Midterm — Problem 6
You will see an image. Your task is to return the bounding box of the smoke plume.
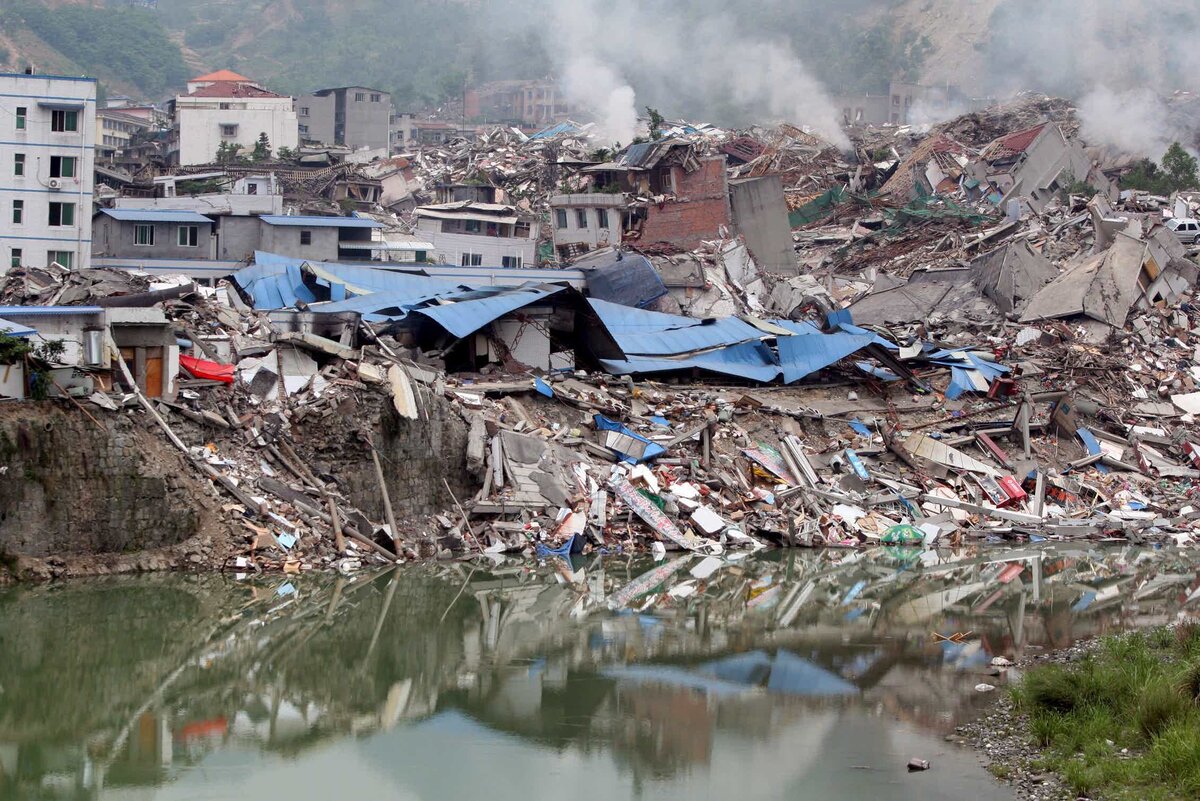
[541,0,851,149]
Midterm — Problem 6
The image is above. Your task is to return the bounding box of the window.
[299,107,310,116]
[246,183,258,195]
[47,250,73,269]
[12,200,23,224]
[596,208,609,228]
[134,224,155,246]
[49,156,76,179]
[50,110,78,132]
[502,256,522,268]
[10,248,21,269]
[300,230,312,246]
[514,221,531,238]
[219,103,232,110]
[298,124,309,134]
[14,153,25,177]
[575,209,588,228]
[370,93,382,102]
[15,107,26,130]
[554,209,568,229]
[460,253,482,266]
[463,220,481,233]
[178,226,199,247]
[354,92,366,102]
[892,95,901,106]
[220,124,238,137]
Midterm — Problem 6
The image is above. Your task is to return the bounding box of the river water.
[2,544,1197,801]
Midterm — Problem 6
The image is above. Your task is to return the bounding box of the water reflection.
[1,544,1197,800]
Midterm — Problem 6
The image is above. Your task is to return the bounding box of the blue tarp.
[777,331,876,384]
[582,252,667,309]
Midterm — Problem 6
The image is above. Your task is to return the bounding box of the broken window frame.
[46,250,72,269]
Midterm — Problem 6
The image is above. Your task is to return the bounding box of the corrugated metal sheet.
[588,298,762,356]
[0,317,37,337]
[0,306,103,317]
[98,208,214,224]
[777,332,875,384]
[600,341,782,382]
[258,215,383,228]
[411,285,565,338]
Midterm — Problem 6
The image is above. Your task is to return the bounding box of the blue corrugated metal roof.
[98,208,214,224]
[0,317,37,337]
[600,341,782,382]
[588,298,763,356]
[582,253,667,309]
[411,285,565,337]
[258,215,383,228]
[0,306,103,316]
[777,332,875,384]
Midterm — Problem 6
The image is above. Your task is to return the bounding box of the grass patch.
[1014,628,1200,800]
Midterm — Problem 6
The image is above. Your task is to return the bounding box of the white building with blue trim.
[0,71,96,273]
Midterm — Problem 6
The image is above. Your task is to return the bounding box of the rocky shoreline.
[956,628,1174,801]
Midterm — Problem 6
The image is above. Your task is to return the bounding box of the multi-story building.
[464,79,584,128]
[96,109,152,157]
[414,201,539,268]
[296,87,392,152]
[0,71,97,272]
[167,70,298,166]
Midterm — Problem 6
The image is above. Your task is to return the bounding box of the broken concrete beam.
[920,493,1043,524]
[275,331,358,360]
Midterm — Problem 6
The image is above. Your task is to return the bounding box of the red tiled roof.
[192,69,252,83]
[186,81,285,99]
[985,123,1048,160]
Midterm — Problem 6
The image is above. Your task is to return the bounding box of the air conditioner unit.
[47,179,61,190]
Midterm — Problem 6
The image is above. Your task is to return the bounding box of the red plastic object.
[180,354,235,384]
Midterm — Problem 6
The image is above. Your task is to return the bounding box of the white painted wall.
[173,97,298,166]
[415,219,538,266]
[0,73,97,272]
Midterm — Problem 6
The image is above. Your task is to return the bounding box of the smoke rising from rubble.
[540,0,851,149]
[983,0,1200,158]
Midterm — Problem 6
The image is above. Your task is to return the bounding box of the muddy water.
[2,544,1197,801]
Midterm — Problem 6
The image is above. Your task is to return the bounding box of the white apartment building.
[168,70,298,166]
[0,71,97,272]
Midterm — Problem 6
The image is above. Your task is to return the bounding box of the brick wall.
[638,157,732,251]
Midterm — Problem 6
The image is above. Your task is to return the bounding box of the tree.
[214,141,243,165]
[1162,143,1198,191]
[1121,143,1199,194]
[252,132,272,162]
[645,107,665,141]
[276,146,296,161]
